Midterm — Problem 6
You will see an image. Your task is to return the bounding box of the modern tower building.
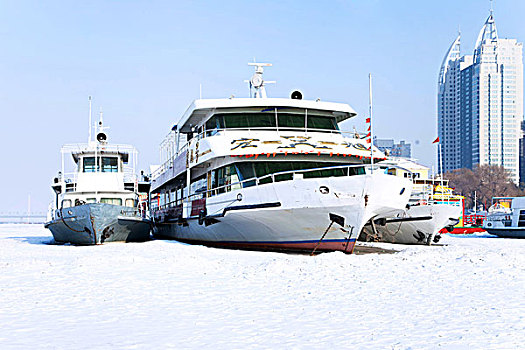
[438,11,523,183]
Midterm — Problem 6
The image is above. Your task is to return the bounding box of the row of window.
[157,161,367,208]
[62,198,134,208]
[204,113,339,131]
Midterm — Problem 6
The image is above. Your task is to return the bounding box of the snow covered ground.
[0,225,524,349]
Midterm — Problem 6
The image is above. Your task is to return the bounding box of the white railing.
[153,127,370,180]
[155,163,411,210]
[57,171,140,193]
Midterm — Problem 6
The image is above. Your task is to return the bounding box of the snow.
[0,225,524,349]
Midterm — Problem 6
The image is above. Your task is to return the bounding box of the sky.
[1,0,524,213]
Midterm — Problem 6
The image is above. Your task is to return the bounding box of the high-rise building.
[438,11,523,183]
[519,121,525,188]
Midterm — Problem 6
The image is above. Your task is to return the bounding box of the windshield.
[205,112,339,131]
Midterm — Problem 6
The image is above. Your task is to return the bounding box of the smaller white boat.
[45,101,151,244]
[360,158,462,245]
[483,197,525,238]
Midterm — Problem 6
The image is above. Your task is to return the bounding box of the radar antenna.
[244,62,275,98]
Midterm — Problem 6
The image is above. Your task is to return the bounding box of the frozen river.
[0,224,523,349]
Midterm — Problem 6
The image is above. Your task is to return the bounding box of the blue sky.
[1,0,524,212]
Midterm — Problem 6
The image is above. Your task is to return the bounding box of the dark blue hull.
[45,203,151,245]
[485,228,525,238]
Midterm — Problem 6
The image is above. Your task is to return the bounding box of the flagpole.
[439,142,444,200]
[368,73,373,173]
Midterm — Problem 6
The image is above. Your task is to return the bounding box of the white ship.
[150,63,413,253]
[484,197,525,238]
[45,102,151,244]
[360,158,462,245]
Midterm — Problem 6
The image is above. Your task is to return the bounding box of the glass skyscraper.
[438,12,523,183]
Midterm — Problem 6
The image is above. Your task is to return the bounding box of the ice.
[0,224,524,349]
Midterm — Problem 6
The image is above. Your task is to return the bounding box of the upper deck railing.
[61,142,137,154]
[154,163,411,210]
[153,127,369,180]
[58,172,140,193]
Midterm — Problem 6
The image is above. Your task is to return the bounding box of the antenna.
[88,96,92,142]
[199,84,202,99]
[244,62,275,98]
[99,108,104,131]
[490,0,493,15]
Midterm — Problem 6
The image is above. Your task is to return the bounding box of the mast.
[439,143,444,193]
[368,73,374,173]
[245,62,275,98]
[474,191,477,215]
[88,96,92,142]
[27,194,31,224]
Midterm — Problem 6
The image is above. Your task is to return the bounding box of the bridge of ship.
[151,98,391,213]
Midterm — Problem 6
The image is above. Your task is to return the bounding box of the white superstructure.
[150,63,413,253]
[484,197,525,238]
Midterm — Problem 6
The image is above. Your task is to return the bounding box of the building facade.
[374,138,411,158]
[438,12,523,183]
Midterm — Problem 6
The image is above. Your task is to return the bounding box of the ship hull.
[484,228,525,238]
[45,203,151,245]
[153,173,412,253]
[360,203,462,245]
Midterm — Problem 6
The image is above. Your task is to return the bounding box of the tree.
[444,165,523,209]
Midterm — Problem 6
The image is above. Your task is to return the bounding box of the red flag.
[367,125,371,131]
[366,138,371,143]
[365,117,371,123]
[432,137,440,144]
[365,132,371,138]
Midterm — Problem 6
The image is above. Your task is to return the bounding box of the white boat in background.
[150,63,413,253]
[45,101,151,244]
[484,197,525,238]
[360,158,462,245]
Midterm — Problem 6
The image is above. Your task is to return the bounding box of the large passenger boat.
[150,63,413,253]
[45,104,151,244]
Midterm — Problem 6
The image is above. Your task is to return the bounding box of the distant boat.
[483,197,525,238]
[45,101,151,244]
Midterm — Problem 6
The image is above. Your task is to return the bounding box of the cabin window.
[247,161,353,181]
[210,162,362,192]
[82,157,119,172]
[83,157,98,172]
[211,165,241,193]
[222,113,276,129]
[307,115,338,130]
[86,198,96,203]
[100,198,122,205]
[102,157,118,172]
[191,175,208,196]
[518,210,525,227]
[125,199,135,207]
[61,199,72,208]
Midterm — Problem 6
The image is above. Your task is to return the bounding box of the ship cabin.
[151,97,388,217]
[51,142,150,210]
